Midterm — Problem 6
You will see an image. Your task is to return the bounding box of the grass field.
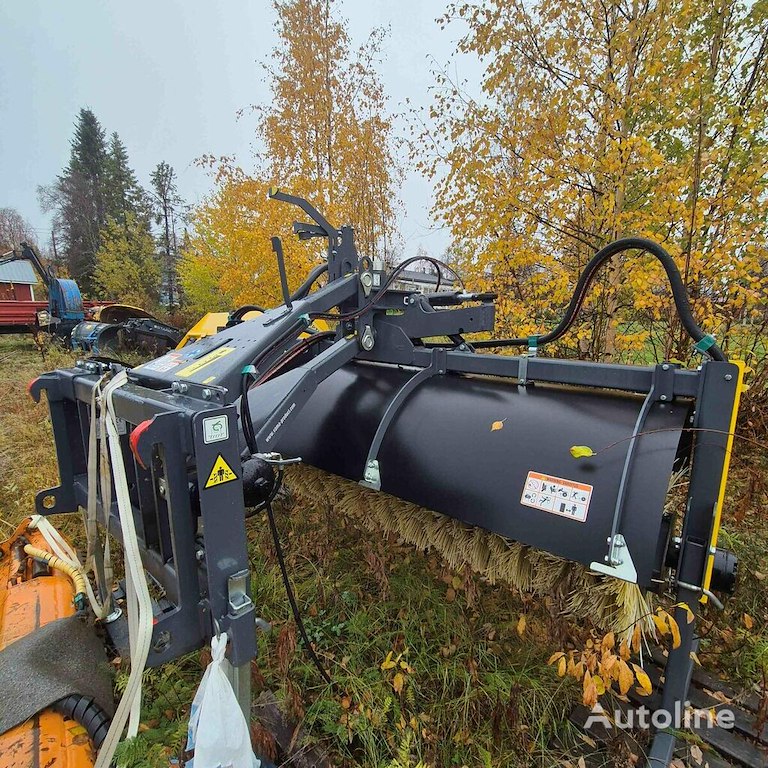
[1,333,765,768]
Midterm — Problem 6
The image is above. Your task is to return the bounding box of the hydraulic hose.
[24,544,88,611]
[230,304,266,322]
[231,263,327,320]
[290,262,328,301]
[473,237,726,361]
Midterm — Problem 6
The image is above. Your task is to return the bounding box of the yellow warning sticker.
[177,346,236,379]
[205,454,238,489]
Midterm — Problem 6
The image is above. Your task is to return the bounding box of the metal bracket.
[360,256,374,297]
[590,534,638,583]
[655,362,676,403]
[361,325,375,351]
[363,459,380,488]
[227,569,253,617]
[360,348,446,490]
[518,354,529,387]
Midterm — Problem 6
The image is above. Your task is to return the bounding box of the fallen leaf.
[490,419,505,431]
[548,651,565,665]
[517,615,527,637]
[690,744,703,765]
[618,660,634,696]
[619,641,631,661]
[674,601,695,624]
[593,674,606,695]
[582,671,598,708]
[392,672,405,694]
[743,613,754,630]
[570,445,595,459]
[580,733,597,749]
[446,587,456,603]
[668,615,681,649]
[557,656,567,677]
[632,663,653,695]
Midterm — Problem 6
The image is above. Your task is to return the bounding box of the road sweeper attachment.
[25,190,743,766]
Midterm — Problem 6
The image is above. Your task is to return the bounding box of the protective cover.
[0,615,114,736]
[247,362,690,588]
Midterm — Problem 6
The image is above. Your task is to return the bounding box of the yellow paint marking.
[177,346,236,378]
[701,360,745,602]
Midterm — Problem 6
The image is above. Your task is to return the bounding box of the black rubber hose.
[233,264,326,319]
[290,262,328,302]
[473,237,726,361]
[265,498,332,685]
[231,304,266,321]
[52,694,111,748]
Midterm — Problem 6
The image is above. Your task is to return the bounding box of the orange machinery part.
[0,518,96,768]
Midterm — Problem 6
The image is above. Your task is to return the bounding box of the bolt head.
[660,394,667,401]
[202,388,212,400]
[724,374,732,381]
[662,364,669,370]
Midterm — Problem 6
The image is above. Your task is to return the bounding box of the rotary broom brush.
[284,464,657,641]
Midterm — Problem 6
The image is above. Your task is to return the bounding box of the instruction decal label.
[177,346,236,378]
[520,471,592,523]
[140,352,184,373]
[204,454,238,489]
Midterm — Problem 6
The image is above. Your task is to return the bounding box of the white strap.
[94,370,154,767]
[81,378,113,619]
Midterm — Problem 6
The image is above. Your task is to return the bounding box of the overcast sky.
[0,1,481,258]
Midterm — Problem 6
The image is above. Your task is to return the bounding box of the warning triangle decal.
[204,454,238,489]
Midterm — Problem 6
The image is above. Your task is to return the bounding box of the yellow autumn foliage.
[420,0,768,365]
[180,0,401,315]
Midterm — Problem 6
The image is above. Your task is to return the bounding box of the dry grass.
[0,335,79,534]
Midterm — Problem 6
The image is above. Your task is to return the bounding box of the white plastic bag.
[186,633,260,768]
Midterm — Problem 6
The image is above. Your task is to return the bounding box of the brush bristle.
[285,464,653,641]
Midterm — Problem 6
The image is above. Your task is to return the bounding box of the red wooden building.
[0,259,38,301]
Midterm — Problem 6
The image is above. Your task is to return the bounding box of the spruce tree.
[41,108,110,291]
[105,132,150,228]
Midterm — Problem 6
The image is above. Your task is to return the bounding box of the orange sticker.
[520,471,592,522]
